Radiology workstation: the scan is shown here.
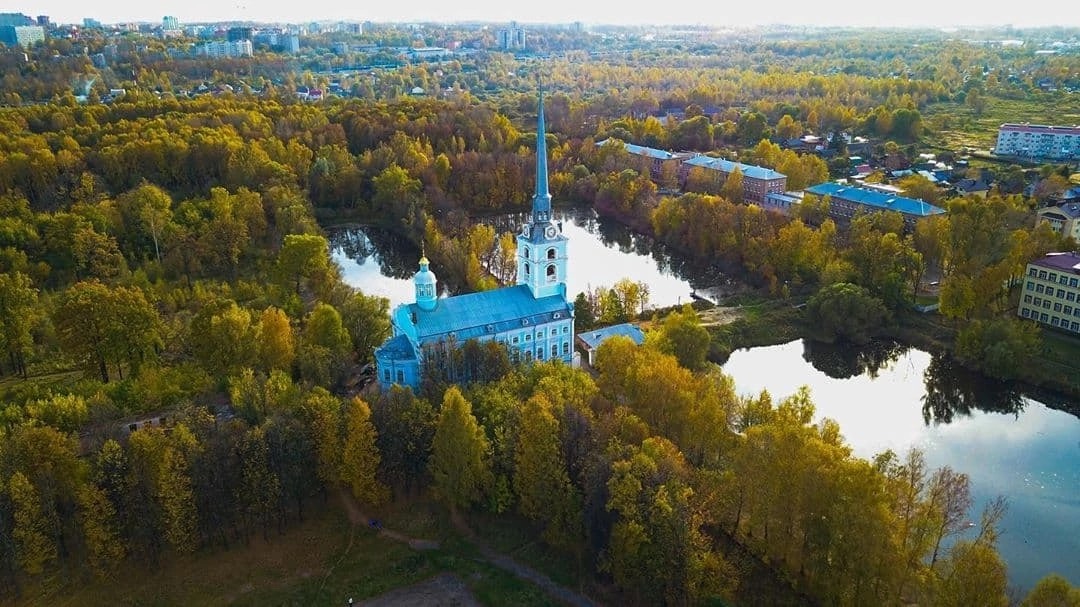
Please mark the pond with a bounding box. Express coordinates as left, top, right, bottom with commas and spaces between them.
329, 207, 735, 310
330, 211, 1080, 592
722, 339, 1080, 593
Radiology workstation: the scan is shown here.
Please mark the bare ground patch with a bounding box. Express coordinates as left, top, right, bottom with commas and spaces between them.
358, 573, 480, 607
698, 306, 743, 327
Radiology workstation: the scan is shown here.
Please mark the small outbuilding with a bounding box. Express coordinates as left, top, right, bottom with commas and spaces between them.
576, 323, 646, 367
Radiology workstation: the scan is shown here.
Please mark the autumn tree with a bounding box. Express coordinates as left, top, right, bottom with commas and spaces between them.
8, 472, 56, 576
255, 306, 295, 373
513, 394, 582, 549
648, 305, 710, 371
0, 271, 37, 378
720, 166, 745, 204
340, 397, 389, 506
429, 386, 491, 510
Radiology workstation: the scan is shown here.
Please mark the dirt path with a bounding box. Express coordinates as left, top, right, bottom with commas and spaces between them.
449, 509, 600, 607
336, 490, 600, 607
337, 489, 440, 550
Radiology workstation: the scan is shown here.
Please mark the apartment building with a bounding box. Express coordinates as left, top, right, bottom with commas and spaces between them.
1018, 252, 1080, 334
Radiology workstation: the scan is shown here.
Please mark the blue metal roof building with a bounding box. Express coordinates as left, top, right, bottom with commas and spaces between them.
375, 85, 578, 390
804, 182, 945, 228
682, 155, 786, 182
576, 323, 646, 366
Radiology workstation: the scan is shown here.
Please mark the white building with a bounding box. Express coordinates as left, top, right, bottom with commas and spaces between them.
994, 123, 1080, 160
196, 40, 253, 58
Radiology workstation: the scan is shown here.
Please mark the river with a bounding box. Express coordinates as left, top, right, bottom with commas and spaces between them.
329, 209, 1080, 593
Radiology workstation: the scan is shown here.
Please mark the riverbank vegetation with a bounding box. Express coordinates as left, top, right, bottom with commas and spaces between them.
2, 25, 1079, 605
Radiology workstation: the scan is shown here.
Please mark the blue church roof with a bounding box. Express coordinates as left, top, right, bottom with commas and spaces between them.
399, 284, 572, 343
805, 182, 946, 217
577, 323, 646, 349
376, 334, 416, 361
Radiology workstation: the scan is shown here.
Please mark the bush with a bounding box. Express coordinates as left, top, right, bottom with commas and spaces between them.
804, 282, 891, 345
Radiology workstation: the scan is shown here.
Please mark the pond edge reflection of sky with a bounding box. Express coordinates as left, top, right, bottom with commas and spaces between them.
722, 340, 1080, 593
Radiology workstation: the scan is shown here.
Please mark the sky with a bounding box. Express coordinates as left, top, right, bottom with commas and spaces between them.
19, 0, 1073, 29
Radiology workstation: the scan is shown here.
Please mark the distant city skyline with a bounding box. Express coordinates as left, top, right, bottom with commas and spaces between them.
16, 0, 1075, 29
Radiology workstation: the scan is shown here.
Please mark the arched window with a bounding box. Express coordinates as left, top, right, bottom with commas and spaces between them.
546, 264, 557, 283
523, 247, 530, 259
524, 262, 531, 276
547, 248, 556, 260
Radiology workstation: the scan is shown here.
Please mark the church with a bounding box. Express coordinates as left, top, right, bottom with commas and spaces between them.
374, 88, 577, 390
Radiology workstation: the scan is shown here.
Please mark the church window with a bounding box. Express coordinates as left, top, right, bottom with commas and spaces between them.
525, 350, 533, 362
384, 369, 391, 382
552, 345, 558, 358
523, 247, 530, 259
396, 370, 404, 384
546, 264, 557, 283
525, 333, 531, 342
562, 326, 569, 334
547, 248, 556, 259
562, 341, 569, 355
524, 262, 531, 276
512, 336, 519, 344
537, 330, 544, 338
537, 349, 544, 360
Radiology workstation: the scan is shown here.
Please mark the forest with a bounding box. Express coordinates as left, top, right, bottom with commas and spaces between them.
2, 26, 1080, 606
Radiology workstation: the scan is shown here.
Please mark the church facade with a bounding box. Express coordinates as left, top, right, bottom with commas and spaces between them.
374, 89, 576, 390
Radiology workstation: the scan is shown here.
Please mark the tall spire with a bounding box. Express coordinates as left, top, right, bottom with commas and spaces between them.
532, 75, 551, 223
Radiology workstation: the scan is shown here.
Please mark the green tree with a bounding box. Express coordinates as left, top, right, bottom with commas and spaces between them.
277, 233, 331, 296
53, 281, 161, 382
339, 291, 390, 363
955, 318, 1041, 380
371, 386, 436, 494
649, 305, 710, 371
805, 282, 891, 345
191, 301, 256, 378
430, 386, 491, 510
118, 183, 173, 264
299, 303, 352, 386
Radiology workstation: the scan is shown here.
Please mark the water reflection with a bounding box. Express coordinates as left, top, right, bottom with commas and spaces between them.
921, 356, 1026, 425
802, 339, 909, 380
722, 339, 1080, 591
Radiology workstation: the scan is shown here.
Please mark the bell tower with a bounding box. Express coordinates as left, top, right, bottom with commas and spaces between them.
517, 78, 568, 300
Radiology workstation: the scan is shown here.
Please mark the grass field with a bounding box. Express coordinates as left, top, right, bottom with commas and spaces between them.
922, 94, 1080, 156
10, 496, 554, 607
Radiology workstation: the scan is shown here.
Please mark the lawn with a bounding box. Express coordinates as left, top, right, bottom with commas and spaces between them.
10, 497, 554, 607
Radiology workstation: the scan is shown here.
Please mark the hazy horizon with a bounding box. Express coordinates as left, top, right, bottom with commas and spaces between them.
16, 0, 1079, 30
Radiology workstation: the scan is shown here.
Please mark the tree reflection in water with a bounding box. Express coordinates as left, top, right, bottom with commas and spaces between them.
920, 355, 1025, 425
328, 226, 420, 280
801, 338, 909, 380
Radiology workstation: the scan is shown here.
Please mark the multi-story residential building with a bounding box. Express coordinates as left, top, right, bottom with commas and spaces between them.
994, 123, 1080, 161
1036, 203, 1080, 242
0, 25, 44, 48
197, 39, 253, 58
162, 15, 179, 31
803, 182, 945, 230
594, 139, 694, 183
1018, 252, 1080, 334
680, 156, 787, 203
498, 21, 525, 50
